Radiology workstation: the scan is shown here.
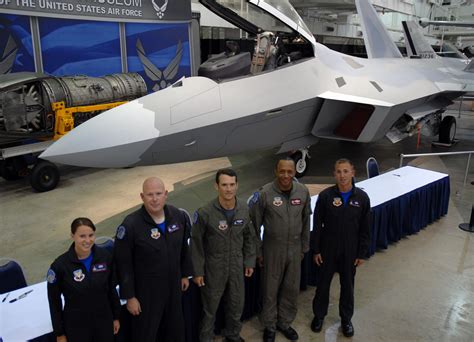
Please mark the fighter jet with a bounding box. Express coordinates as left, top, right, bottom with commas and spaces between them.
41, 0, 474, 176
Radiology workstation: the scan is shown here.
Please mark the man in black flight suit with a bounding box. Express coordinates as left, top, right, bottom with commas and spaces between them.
311, 158, 370, 337
114, 177, 193, 341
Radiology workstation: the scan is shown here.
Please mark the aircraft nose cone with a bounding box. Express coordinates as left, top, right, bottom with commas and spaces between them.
40, 100, 160, 168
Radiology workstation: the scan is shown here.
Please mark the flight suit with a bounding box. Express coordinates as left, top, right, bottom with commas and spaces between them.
311, 185, 370, 323
47, 244, 121, 342
192, 197, 256, 342
249, 180, 311, 331
114, 204, 193, 342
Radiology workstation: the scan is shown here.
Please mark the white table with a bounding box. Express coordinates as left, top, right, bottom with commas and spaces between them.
355, 166, 449, 207
0, 282, 125, 342
0, 282, 52, 342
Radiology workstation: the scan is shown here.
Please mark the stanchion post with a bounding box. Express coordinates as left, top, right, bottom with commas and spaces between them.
399, 154, 404, 168
459, 205, 474, 233
463, 153, 471, 187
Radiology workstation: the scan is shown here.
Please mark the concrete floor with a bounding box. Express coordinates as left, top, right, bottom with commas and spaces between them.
1, 134, 473, 341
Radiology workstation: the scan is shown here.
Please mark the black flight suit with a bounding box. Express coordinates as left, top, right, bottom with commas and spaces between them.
47, 244, 121, 342
114, 204, 193, 342
312, 185, 370, 324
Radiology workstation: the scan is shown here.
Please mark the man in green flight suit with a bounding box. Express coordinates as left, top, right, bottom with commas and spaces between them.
192, 168, 256, 342
249, 158, 312, 342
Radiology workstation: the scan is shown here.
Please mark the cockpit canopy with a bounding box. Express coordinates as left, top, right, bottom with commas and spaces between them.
198, 0, 315, 81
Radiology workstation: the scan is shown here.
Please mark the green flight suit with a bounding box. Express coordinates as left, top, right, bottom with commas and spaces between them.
192, 197, 256, 342
249, 180, 311, 331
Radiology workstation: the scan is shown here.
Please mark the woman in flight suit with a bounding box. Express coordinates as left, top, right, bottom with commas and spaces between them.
47, 217, 121, 342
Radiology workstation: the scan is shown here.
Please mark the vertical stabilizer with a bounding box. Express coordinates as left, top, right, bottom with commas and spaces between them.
355, 0, 403, 59
402, 21, 437, 59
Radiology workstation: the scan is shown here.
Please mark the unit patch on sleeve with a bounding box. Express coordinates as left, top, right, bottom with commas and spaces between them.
47, 268, 56, 284
116, 225, 126, 240
249, 191, 259, 207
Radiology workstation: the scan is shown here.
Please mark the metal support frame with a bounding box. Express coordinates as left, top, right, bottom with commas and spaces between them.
52, 101, 127, 140
399, 150, 474, 187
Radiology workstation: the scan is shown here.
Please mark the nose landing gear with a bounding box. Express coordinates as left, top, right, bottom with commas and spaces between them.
290, 148, 310, 178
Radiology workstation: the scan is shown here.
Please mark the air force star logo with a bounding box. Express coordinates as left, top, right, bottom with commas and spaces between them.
152, 0, 168, 19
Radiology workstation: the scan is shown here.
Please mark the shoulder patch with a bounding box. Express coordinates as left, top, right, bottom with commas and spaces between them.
193, 211, 199, 224
47, 268, 56, 284
248, 191, 259, 207
116, 225, 126, 240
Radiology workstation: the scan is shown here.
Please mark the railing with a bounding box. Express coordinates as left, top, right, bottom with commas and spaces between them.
399, 151, 473, 186
454, 95, 474, 118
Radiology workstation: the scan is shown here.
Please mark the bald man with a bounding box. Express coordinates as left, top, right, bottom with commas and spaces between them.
114, 177, 193, 341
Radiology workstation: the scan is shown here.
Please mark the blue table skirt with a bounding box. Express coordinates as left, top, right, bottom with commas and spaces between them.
369, 175, 450, 255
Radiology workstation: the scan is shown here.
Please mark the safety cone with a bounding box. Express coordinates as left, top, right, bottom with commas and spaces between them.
459, 205, 474, 232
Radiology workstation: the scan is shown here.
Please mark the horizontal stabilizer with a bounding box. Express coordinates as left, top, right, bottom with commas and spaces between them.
402, 21, 437, 59
355, 0, 403, 59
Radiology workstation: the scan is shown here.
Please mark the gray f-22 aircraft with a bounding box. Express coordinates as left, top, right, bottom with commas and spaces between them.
41, 0, 474, 176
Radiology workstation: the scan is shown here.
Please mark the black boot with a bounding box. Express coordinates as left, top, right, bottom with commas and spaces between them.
341, 321, 354, 337
263, 328, 276, 342
311, 317, 324, 332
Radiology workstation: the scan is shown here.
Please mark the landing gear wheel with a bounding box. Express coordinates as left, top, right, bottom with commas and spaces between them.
291, 151, 308, 178
0, 157, 27, 181
439, 116, 456, 144
29, 160, 60, 192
